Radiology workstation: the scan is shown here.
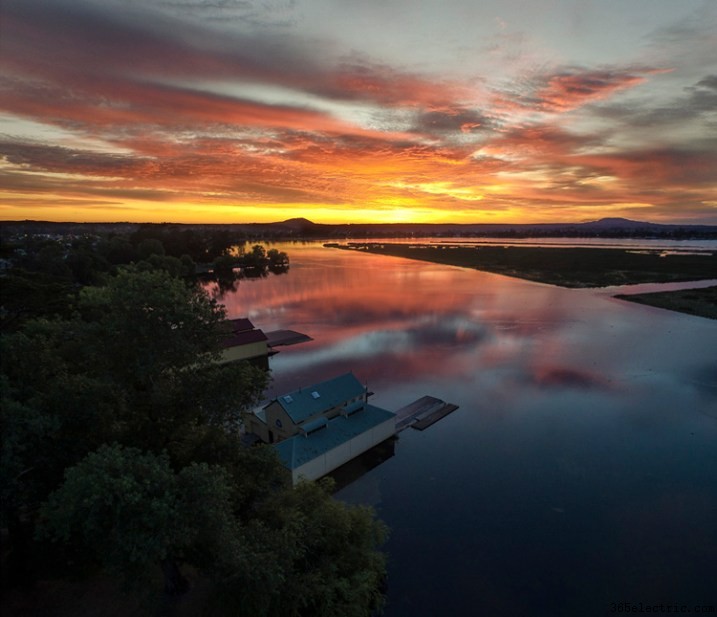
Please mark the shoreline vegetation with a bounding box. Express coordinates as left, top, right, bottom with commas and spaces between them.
2, 216, 717, 241
328, 243, 717, 319
615, 286, 717, 320
329, 243, 716, 287
1, 234, 388, 616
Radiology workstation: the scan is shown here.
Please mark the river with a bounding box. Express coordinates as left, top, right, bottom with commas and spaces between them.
210, 241, 717, 617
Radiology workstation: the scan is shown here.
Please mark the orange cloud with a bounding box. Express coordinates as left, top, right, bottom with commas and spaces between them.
0, 1, 714, 224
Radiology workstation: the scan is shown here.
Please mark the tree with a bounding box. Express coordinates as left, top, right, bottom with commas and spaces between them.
179, 254, 196, 277
267, 248, 289, 267
210, 478, 388, 617
1, 269, 267, 575
39, 448, 388, 615
268, 478, 387, 617
38, 444, 237, 595
212, 253, 238, 276
137, 238, 165, 260
267, 248, 290, 275
0, 269, 76, 330
101, 236, 137, 265
1, 319, 121, 515
71, 268, 267, 461
242, 244, 267, 269
65, 238, 111, 285
2, 267, 388, 615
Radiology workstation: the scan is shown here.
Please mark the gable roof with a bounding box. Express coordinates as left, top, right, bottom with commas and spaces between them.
270, 372, 366, 425
222, 317, 268, 348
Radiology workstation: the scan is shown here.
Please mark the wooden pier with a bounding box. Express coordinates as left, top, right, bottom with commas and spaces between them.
395, 395, 459, 432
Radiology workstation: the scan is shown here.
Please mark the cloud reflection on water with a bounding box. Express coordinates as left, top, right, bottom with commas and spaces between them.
214, 245, 717, 425
216, 243, 717, 616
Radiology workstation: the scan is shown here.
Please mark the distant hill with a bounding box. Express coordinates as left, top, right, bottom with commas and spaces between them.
573, 217, 679, 231
256, 217, 717, 239
274, 217, 318, 232
2, 217, 716, 240
281, 217, 315, 227
581, 217, 646, 228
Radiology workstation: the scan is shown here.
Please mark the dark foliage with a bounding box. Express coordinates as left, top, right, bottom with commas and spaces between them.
1, 253, 386, 616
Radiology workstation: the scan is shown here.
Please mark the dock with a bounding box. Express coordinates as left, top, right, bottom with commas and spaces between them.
395, 395, 459, 432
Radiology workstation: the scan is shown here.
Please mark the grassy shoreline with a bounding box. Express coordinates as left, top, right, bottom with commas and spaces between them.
329, 243, 716, 319
615, 286, 717, 320
330, 243, 716, 288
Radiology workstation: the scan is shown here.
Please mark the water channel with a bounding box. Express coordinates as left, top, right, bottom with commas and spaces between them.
211, 241, 717, 617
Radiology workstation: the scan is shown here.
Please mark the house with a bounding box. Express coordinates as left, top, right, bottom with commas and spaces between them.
244, 373, 397, 484
220, 318, 269, 364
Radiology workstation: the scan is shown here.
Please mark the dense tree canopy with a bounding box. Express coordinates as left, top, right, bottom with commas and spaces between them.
1, 260, 387, 616
0, 230, 289, 330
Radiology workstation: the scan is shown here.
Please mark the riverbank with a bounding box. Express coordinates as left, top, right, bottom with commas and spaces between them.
615, 285, 717, 320
194, 240, 717, 616
329, 243, 716, 288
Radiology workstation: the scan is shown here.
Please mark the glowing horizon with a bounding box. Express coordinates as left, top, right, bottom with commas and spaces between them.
1, 0, 716, 225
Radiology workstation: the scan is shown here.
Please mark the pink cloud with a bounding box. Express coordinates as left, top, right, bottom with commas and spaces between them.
536, 69, 648, 112
492, 67, 665, 115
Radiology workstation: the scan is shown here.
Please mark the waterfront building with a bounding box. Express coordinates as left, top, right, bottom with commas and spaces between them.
220, 317, 269, 364
244, 373, 396, 484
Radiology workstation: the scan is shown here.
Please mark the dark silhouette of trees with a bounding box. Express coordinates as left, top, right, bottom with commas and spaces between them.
1, 264, 386, 616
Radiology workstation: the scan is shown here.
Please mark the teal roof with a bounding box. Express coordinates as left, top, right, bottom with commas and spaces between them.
270, 372, 366, 425
301, 416, 329, 434
273, 404, 396, 471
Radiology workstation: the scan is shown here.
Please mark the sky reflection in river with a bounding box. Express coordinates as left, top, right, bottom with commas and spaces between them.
211, 242, 717, 617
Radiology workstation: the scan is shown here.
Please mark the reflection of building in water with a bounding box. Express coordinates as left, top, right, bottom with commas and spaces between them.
243, 373, 397, 485
327, 436, 397, 493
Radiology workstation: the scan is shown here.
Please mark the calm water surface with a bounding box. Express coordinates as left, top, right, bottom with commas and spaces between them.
213, 242, 717, 617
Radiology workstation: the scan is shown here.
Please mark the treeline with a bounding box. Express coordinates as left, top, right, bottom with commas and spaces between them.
0, 228, 288, 331
0, 238, 385, 615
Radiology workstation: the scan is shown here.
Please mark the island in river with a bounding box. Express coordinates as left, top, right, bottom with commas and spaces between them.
329, 242, 717, 318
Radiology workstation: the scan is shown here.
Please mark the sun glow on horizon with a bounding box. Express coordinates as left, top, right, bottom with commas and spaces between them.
1, 1, 716, 226
6, 196, 689, 226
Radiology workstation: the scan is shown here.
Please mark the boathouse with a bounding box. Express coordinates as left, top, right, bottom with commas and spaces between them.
220, 318, 269, 364
244, 373, 396, 484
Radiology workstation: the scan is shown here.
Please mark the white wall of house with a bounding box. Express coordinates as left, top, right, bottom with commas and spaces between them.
291, 417, 396, 484
220, 340, 268, 363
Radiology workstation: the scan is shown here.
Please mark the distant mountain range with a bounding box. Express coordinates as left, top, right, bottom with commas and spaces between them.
2, 217, 717, 239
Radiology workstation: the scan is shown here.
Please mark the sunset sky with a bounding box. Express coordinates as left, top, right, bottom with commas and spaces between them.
1, 0, 716, 225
